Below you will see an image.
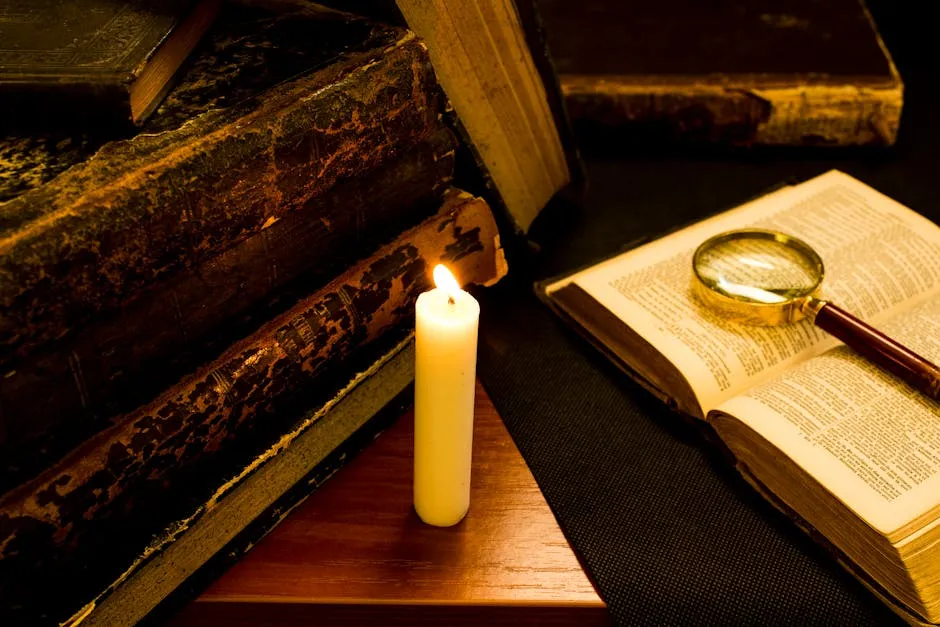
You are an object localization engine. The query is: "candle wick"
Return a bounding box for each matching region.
[447,295,456,306]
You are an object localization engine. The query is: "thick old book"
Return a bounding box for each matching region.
[0,1,443,362]
[0,0,219,126]
[0,128,453,492]
[541,171,940,623]
[0,1,450,455]
[0,189,507,626]
[538,0,904,146]
[396,0,576,232]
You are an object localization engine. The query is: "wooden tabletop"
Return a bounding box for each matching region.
[172,382,608,626]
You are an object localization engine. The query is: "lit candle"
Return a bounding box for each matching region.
[413,264,480,527]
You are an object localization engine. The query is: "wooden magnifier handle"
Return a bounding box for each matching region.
[813,302,940,402]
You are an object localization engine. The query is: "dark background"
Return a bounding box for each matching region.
[476,2,937,624]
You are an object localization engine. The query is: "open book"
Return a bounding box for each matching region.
[542,170,940,624]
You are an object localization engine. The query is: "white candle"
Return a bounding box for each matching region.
[413,264,480,527]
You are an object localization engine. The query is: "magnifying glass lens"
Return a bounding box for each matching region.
[691,228,940,402]
[695,234,822,304]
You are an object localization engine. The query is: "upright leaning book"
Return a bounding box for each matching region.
[396,0,576,232]
[542,171,940,623]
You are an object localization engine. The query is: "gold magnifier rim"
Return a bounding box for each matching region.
[691,228,825,325]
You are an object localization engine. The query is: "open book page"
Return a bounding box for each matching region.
[549,170,940,414]
[716,298,940,536]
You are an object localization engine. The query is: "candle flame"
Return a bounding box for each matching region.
[433,264,461,300]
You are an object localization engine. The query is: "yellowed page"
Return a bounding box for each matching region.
[718,298,940,535]
[547,170,940,413]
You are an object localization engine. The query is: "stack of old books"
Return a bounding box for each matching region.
[0,0,572,624]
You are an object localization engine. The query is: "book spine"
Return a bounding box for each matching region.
[0,189,506,595]
[0,126,456,482]
[0,32,442,367]
[68,335,416,627]
[562,79,904,146]
[511,0,586,191]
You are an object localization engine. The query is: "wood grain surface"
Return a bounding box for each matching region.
[171,382,608,626]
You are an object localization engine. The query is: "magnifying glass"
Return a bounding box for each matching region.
[692,229,940,401]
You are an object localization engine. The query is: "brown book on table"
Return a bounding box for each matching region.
[538,0,904,146]
[540,171,940,623]
[0,189,508,627]
[0,0,219,126]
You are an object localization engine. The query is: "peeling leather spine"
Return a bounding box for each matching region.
[0,190,505,597]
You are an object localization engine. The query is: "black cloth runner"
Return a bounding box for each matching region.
[476,5,936,622]
[478,276,899,625]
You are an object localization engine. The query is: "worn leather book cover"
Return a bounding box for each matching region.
[0,1,449,451]
[0,189,507,626]
[0,0,219,126]
[539,0,904,146]
[0,128,455,495]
